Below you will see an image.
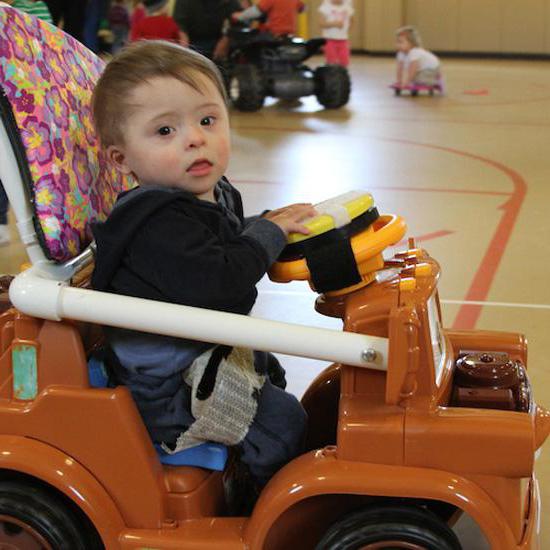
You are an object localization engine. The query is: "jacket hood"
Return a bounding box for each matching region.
[92,187,194,291]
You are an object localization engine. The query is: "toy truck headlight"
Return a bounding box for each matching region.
[534,405,550,450]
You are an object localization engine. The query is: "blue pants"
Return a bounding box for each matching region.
[0,181,8,225]
[239,379,307,487]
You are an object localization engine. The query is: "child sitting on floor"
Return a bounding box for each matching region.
[91,40,313,487]
[395,25,441,89]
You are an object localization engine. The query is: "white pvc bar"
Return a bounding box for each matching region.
[10,267,388,370]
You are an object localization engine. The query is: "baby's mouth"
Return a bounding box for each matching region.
[187,159,213,176]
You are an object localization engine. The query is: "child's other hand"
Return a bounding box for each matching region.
[264,203,316,236]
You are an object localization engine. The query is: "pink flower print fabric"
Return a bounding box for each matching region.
[0,6,136,263]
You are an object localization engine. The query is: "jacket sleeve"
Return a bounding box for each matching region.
[128,203,286,313]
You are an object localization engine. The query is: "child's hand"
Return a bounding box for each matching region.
[264,203,316,236]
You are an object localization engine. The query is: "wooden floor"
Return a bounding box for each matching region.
[2,55,550,547]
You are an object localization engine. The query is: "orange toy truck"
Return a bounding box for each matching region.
[0,6,547,549]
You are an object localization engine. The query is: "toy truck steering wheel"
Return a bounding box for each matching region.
[269,192,407,295]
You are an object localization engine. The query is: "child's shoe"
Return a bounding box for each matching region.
[0,225,10,246]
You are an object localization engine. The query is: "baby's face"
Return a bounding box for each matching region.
[110,75,230,202]
[396,34,412,53]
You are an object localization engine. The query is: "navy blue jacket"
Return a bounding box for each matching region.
[92,179,287,444]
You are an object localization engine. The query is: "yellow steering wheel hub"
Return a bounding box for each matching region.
[269,191,407,296]
[287,191,375,244]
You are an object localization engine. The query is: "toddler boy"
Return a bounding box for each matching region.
[91,40,313,486]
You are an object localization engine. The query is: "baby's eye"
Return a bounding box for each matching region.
[157,126,173,136]
[200,116,215,126]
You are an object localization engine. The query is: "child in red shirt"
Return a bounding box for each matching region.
[130,1,146,42]
[132,0,186,44]
[233,0,305,37]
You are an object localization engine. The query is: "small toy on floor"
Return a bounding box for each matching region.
[390,80,444,97]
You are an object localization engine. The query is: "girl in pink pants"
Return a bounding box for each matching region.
[318,0,354,67]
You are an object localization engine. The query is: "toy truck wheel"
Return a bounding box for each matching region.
[394,87,401,96]
[411,89,419,97]
[315,505,461,550]
[0,479,102,549]
[315,65,351,109]
[229,64,265,112]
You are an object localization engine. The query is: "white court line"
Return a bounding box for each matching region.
[442,299,550,310]
[258,290,550,310]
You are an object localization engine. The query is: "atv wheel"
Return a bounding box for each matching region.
[229,64,265,112]
[314,65,351,109]
[0,479,103,549]
[316,505,461,550]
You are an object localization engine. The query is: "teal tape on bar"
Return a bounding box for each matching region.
[12,345,37,400]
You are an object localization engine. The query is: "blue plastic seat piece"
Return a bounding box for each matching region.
[87,353,228,471]
[88,354,109,388]
[155,443,228,471]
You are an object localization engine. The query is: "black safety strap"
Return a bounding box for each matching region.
[303,229,362,293]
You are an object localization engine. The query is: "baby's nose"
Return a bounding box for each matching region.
[186,126,206,148]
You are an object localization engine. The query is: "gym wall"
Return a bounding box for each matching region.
[306,0,550,55]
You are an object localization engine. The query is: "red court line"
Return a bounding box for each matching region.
[367,186,511,197]
[382,138,527,329]
[233,179,511,197]
[234,128,527,329]
[369,117,550,129]
[396,230,454,247]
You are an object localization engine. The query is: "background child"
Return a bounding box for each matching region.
[232,0,305,37]
[318,0,353,67]
[395,25,441,88]
[91,41,313,487]
[108,0,130,53]
[5,0,53,23]
[129,0,146,42]
[173,0,242,60]
[132,0,185,43]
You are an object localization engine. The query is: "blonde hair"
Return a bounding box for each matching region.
[92,41,228,148]
[395,26,422,48]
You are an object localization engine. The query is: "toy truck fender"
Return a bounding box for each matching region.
[244,450,517,550]
[0,434,124,548]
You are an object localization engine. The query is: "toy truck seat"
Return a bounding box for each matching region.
[0,6,226,472]
[269,191,406,295]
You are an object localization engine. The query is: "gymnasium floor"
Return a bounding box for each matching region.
[1,55,549,547]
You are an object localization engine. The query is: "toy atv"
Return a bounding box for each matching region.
[0,7,548,550]
[223,27,351,112]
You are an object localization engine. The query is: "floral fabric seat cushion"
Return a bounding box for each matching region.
[0,6,135,263]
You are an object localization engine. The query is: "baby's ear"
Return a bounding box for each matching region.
[106,145,132,175]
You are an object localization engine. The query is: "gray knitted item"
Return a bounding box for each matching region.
[162,347,265,453]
